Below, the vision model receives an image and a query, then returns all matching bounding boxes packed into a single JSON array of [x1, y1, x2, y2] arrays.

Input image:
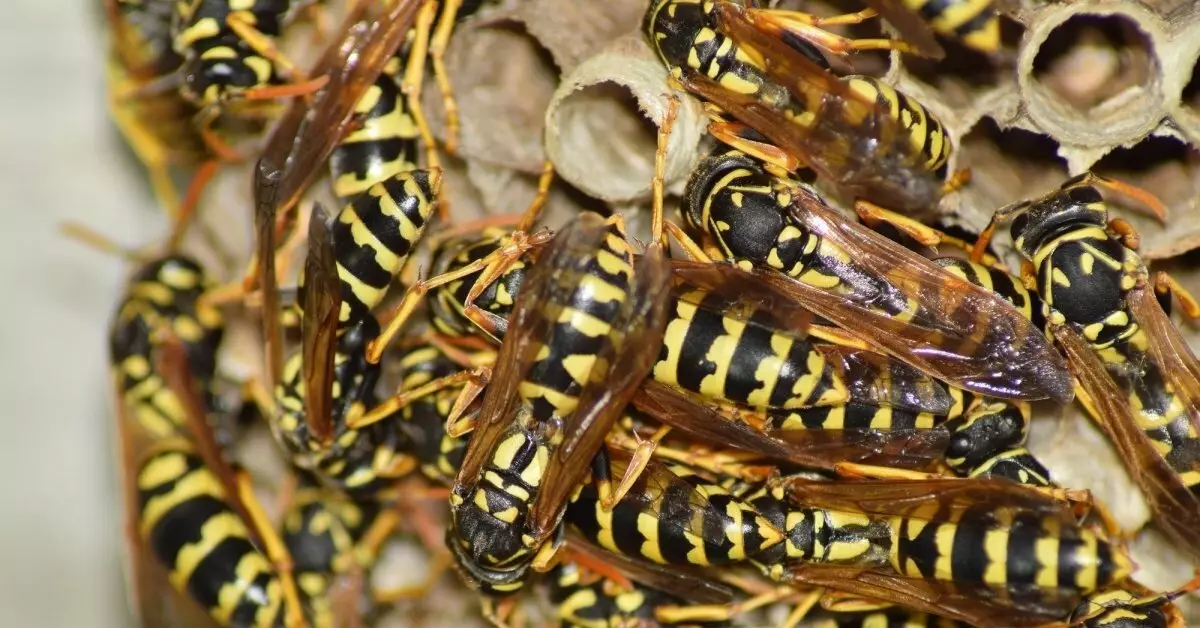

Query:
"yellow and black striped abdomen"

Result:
[[654, 288, 846, 410], [137, 445, 287, 627], [517, 223, 635, 421], [328, 169, 440, 328], [888, 509, 1130, 593], [814, 609, 969, 627], [567, 461, 783, 568], [110, 255, 224, 438], [328, 56, 420, 203], [844, 77, 951, 175]]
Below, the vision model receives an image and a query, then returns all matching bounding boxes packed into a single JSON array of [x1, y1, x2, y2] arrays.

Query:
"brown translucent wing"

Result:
[[451, 222, 573, 490], [1053, 324, 1200, 558], [784, 564, 1075, 626], [859, 0, 947, 59], [112, 374, 218, 628], [777, 475, 1076, 526], [531, 241, 673, 533], [769, 426, 950, 470], [254, 163, 284, 387], [757, 189, 1073, 403], [667, 259, 816, 335], [1126, 284, 1200, 428], [257, 0, 423, 219], [634, 380, 839, 471], [300, 203, 339, 445], [819, 345, 954, 415], [564, 531, 736, 606]]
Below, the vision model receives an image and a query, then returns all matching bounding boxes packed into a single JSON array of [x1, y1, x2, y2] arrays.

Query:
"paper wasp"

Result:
[[676, 146, 1072, 403], [445, 211, 671, 600], [645, 0, 958, 214], [111, 274, 311, 626], [976, 173, 1200, 559]]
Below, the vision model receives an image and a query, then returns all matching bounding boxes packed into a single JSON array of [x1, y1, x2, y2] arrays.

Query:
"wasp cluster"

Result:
[[96, 0, 1200, 626]]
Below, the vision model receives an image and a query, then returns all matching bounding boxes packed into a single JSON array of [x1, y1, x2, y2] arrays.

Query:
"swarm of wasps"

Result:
[[91, 0, 1200, 626]]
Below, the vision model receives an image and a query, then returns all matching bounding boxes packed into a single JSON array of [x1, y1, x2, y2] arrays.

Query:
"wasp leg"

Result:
[[166, 160, 220, 251], [1107, 216, 1142, 251], [202, 204, 312, 308], [652, 95, 680, 248], [745, 8, 923, 57], [663, 220, 717, 263], [855, 200, 944, 247], [1072, 172, 1168, 223], [106, 85, 182, 216], [601, 425, 672, 510], [943, 168, 971, 194], [232, 471, 308, 628], [399, 0, 444, 174], [347, 366, 490, 429], [855, 199, 1003, 267], [429, 0, 465, 155], [656, 586, 806, 623], [1154, 272, 1200, 320], [707, 117, 806, 175]]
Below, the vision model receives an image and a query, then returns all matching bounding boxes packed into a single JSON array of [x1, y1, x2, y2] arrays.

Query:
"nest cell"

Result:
[[1031, 13, 1157, 112], [1021, 8, 1165, 145]]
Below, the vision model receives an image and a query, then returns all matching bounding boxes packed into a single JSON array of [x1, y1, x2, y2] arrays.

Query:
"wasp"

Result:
[[645, 0, 957, 214], [245, 0, 427, 342], [270, 180, 439, 499], [446, 211, 672, 601], [975, 173, 1200, 559], [676, 146, 1071, 403], [110, 254, 226, 441], [110, 265, 311, 627]]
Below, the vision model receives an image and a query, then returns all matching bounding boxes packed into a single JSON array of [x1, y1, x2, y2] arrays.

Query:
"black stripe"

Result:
[[656, 477, 702, 564], [1005, 513, 1041, 585], [950, 521, 987, 583], [186, 534, 262, 611]]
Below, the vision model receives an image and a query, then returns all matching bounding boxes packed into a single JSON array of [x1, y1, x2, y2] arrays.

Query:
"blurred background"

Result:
[[1, 3, 163, 625]]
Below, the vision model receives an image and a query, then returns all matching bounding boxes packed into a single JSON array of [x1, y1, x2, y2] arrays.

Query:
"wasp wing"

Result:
[[529, 229, 673, 536], [784, 564, 1077, 626], [819, 345, 954, 415], [686, 2, 945, 211], [769, 425, 950, 471], [564, 531, 737, 606], [1053, 323, 1200, 559], [300, 203, 340, 445], [776, 474, 1078, 526], [748, 188, 1073, 403], [1126, 284, 1200, 429]]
